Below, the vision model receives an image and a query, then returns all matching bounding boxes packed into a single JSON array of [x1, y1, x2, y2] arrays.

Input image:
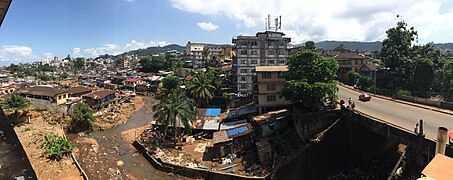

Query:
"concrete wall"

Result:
[[256, 72, 284, 83], [28, 98, 68, 116], [54, 93, 68, 105], [278, 117, 401, 179], [257, 94, 291, 107], [292, 109, 342, 143]]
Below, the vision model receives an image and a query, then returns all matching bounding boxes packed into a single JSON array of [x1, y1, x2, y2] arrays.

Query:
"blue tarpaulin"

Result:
[[226, 125, 249, 137], [205, 108, 221, 117]]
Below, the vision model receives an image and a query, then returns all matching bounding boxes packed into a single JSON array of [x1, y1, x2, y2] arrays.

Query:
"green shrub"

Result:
[[42, 132, 76, 160], [396, 89, 412, 97]]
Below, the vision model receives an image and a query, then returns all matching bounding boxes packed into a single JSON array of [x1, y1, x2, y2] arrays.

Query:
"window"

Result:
[[241, 60, 248, 64], [262, 72, 272, 79], [277, 50, 285, 55], [58, 95, 61, 100], [240, 50, 247, 55], [268, 51, 274, 55], [251, 42, 257, 46], [277, 59, 285, 64], [267, 84, 276, 91], [251, 60, 257, 64], [241, 77, 247, 81], [251, 51, 258, 55], [251, 69, 256, 73], [267, 95, 276, 101], [240, 69, 248, 73], [240, 84, 249, 89], [268, 60, 275, 64], [240, 42, 247, 46], [355, 60, 358, 65]]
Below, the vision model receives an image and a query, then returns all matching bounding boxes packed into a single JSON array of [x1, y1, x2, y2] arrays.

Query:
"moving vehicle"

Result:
[[359, 93, 371, 101]]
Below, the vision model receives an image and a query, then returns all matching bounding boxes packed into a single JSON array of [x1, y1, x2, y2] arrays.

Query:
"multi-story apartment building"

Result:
[[254, 66, 291, 113], [185, 42, 205, 69], [186, 42, 234, 68], [232, 31, 291, 93]]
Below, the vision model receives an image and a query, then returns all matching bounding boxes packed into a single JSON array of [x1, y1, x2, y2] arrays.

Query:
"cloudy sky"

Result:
[[1, 0, 453, 65]]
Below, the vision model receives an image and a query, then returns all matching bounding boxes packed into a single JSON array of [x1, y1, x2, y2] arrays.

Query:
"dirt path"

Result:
[[70, 96, 185, 179]]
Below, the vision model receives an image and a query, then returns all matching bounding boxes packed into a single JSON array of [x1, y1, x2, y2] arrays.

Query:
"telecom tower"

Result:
[[265, 14, 282, 32]]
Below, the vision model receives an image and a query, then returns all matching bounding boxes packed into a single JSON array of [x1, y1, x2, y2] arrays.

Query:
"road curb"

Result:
[[338, 83, 453, 116]]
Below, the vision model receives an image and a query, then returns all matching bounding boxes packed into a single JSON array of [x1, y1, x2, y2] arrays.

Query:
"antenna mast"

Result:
[[265, 14, 282, 32]]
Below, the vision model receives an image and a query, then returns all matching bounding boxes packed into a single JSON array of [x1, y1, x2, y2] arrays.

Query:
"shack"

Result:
[[211, 124, 254, 158]]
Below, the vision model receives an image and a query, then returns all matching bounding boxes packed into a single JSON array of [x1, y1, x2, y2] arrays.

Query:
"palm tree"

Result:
[[152, 89, 196, 147], [186, 72, 216, 106], [202, 48, 210, 68], [1, 94, 30, 122], [173, 59, 185, 77]]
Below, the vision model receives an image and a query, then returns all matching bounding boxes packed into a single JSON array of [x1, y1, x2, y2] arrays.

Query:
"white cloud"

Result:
[[0, 45, 39, 64], [197, 22, 219, 31], [43, 52, 53, 59], [72, 40, 170, 58], [170, 0, 453, 44]]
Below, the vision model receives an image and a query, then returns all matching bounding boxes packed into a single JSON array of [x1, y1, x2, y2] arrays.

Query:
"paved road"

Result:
[[338, 85, 453, 140]]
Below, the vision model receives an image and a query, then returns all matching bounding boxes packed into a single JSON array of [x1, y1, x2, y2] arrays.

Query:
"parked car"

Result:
[[359, 93, 371, 101]]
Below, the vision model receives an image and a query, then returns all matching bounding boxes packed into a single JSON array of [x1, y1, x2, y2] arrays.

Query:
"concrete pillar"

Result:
[[436, 127, 448, 155]]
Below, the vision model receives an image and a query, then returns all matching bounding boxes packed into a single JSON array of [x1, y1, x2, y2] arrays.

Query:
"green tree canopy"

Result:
[[152, 89, 196, 146], [162, 76, 181, 92], [73, 58, 85, 71], [305, 41, 316, 50], [68, 102, 95, 133], [439, 59, 453, 101], [281, 50, 339, 109], [139, 56, 166, 73], [1, 94, 30, 121], [186, 71, 217, 106], [381, 21, 418, 90], [411, 58, 434, 97]]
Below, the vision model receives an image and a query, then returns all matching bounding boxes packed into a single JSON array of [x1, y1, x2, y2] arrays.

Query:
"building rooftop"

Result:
[[255, 65, 288, 72], [124, 78, 141, 83], [82, 89, 115, 99], [335, 52, 366, 60], [0, 0, 12, 27], [253, 109, 288, 123], [68, 86, 92, 95], [16, 85, 68, 97], [421, 153, 453, 179]]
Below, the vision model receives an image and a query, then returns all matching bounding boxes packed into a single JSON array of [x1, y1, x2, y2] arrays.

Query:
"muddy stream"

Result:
[[69, 97, 186, 180]]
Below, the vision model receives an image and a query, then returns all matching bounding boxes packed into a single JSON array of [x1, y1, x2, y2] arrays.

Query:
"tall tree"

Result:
[[202, 48, 210, 68], [281, 50, 338, 110], [68, 102, 95, 133], [381, 21, 418, 90], [439, 59, 453, 101], [305, 41, 316, 50], [139, 57, 166, 73], [162, 76, 181, 92], [187, 71, 216, 106], [411, 58, 434, 97], [152, 90, 196, 146], [1, 94, 30, 121]]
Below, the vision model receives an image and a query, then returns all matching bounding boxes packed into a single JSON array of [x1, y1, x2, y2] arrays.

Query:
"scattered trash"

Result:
[[116, 160, 124, 167]]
